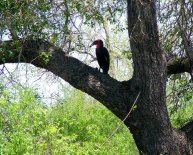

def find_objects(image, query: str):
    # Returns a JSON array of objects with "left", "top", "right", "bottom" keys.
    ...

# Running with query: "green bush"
[{"left": 0, "top": 86, "right": 138, "bottom": 154}]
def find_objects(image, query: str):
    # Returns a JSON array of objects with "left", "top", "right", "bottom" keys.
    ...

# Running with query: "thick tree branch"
[
  {"left": 0, "top": 39, "right": 191, "bottom": 117},
  {"left": 0, "top": 39, "right": 136, "bottom": 120},
  {"left": 167, "top": 56, "right": 191, "bottom": 75}
]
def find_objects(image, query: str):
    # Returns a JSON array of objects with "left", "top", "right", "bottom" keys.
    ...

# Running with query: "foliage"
[
  {"left": 0, "top": 0, "right": 52, "bottom": 39},
  {"left": 0, "top": 85, "right": 138, "bottom": 154},
  {"left": 170, "top": 102, "right": 193, "bottom": 128},
  {"left": 158, "top": 0, "right": 193, "bottom": 56},
  {"left": 158, "top": 0, "right": 193, "bottom": 128},
  {"left": 0, "top": 0, "right": 126, "bottom": 44},
  {"left": 167, "top": 74, "right": 193, "bottom": 128},
  {"left": 40, "top": 51, "right": 51, "bottom": 64},
  {"left": 0, "top": 0, "right": 131, "bottom": 80}
]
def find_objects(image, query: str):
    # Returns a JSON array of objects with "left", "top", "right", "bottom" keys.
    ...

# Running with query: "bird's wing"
[{"left": 103, "top": 47, "right": 110, "bottom": 66}]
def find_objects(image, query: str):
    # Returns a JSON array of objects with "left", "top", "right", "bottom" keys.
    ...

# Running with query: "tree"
[{"left": 0, "top": 0, "right": 193, "bottom": 154}]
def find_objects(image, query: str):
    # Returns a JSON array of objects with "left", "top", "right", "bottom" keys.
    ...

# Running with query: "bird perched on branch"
[{"left": 90, "top": 39, "right": 110, "bottom": 74}]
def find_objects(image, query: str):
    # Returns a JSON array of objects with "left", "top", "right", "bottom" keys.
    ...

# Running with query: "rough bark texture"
[
  {"left": 0, "top": 0, "right": 193, "bottom": 154},
  {"left": 127, "top": 0, "right": 192, "bottom": 154},
  {"left": 167, "top": 57, "right": 192, "bottom": 75}
]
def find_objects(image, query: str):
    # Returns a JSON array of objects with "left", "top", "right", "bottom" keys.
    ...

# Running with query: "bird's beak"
[{"left": 89, "top": 41, "right": 96, "bottom": 47}]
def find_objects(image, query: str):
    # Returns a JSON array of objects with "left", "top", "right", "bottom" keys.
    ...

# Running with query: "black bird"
[{"left": 90, "top": 39, "right": 110, "bottom": 74}]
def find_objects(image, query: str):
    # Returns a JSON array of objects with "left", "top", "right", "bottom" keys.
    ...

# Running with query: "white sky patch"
[{"left": 0, "top": 63, "right": 71, "bottom": 106}]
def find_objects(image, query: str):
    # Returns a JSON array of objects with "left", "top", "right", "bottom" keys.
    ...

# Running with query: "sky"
[{"left": 0, "top": 63, "right": 69, "bottom": 105}]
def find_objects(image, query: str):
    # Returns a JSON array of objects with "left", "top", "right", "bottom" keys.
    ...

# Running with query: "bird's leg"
[
  {"left": 99, "top": 67, "right": 101, "bottom": 72},
  {"left": 95, "top": 67, "right": 101, "bottom": 72}
]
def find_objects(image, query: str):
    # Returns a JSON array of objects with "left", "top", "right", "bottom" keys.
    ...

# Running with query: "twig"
[{"left": 99, "top": 91, "right": 141, "bottom": 147}]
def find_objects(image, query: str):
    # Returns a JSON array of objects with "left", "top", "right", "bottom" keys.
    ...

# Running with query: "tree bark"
[
  {"left": 127, "top": 0, "right": 192, "bottom": 154},
  {"left": 0, "top": 0, "right": 193, "bottom": 154},
  {"left": 167, "top": 56, "right": 192, "bottom": 75}
]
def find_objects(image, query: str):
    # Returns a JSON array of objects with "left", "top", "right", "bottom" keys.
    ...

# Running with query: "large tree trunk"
[
  {"left": 1, "top": 0, "right": 193, "bottom": 154},
  {"left": 126, "top": 0, "right": 192, "bottom": 154}
]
